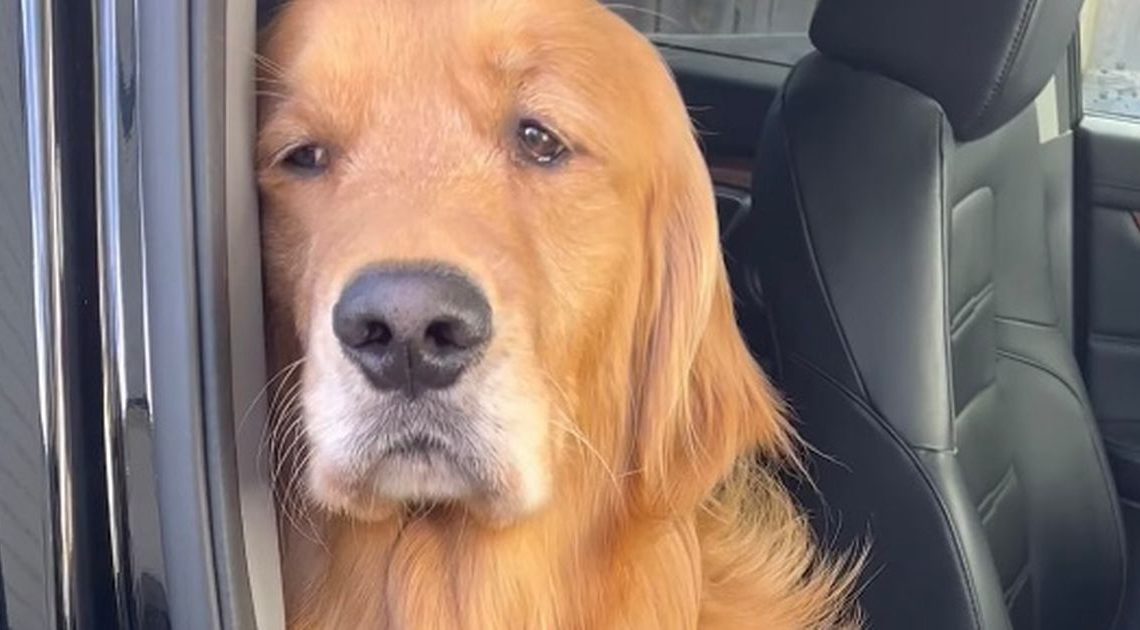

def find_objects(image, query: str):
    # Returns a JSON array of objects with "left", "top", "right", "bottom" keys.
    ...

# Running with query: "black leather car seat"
[{"left": 743, "top": 0, "right": 1127, "bottom": 628}]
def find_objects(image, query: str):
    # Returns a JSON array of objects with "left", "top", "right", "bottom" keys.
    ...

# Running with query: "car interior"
[
  {"left": 620, "top": 0, "right": 1140, "bottom": 627},
  {"left": 752, "top": 0, "right": 1127, "bottom": 627},
  {"left": 3, "top": 0, "right": 1140, "bottom": 628}
]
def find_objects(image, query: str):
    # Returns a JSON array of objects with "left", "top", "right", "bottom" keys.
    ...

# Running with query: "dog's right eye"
[
  {"left": 281, "top": 143, "right": 330, "bottom": 175},
  {"left": 517, "top": 120, "right": 568, "bottom": 166}
]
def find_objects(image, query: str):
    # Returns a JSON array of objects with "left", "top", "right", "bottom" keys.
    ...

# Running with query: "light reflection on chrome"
[
  {"left": 95, "top": 0, "right": 169, "bottom": 627},
  {"left": 20, "top": 0, "right": 71, "bottom": 626}
]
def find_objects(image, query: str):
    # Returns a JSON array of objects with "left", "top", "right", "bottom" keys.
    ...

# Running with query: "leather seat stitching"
[
  {"left": 994, "top": 349, "right": 1084, "bottom": 407},
  {"left": 954, "top": 378, "right": 998, "bottom": 424},
  {"left": 977, "top": 464, "right": 1015, "bottom": 525},
  {"left": 951, "top": 283, "right": 995, "bottom": 336},
  {"left": 994, "top": 315, "right": 1056, "bottom": 329},
  {"left": 964, "top": 0, "right": 1041, "bottom": 134},
  {"left": 1003, "top": 561, "right": 1031, "bottom": 603}
]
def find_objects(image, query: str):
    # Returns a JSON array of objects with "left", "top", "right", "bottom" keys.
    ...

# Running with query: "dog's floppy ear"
[{"left": 629, "top": 115, "right": 795, "bottom": 513}]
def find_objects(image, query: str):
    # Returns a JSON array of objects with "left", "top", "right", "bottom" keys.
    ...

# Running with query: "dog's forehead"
[
  {"left": 267, "top": 0, "right": 657, "bottom": 106},
  {"left": 260, "top": 0, "right": 684, "bottom": 172}
]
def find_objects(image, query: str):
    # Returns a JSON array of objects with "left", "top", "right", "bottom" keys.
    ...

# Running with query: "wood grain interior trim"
[{"left": 708, "top": 157, "right": 752, "bottom": 189}]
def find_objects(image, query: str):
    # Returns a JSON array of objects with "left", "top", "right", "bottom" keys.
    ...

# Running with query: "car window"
[
  {"left": 620, "top": 0, "right": 815, "bottom": 34},
  {"left": 1082, "top": 0, "right": 1140, "bottom": 119},
  {"left": 616, "top": 0, "right": 819, "bottom": 66}
]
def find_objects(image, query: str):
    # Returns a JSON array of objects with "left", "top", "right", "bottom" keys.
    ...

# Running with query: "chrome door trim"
[
  {"left": 137, "top": 0, "right": 225, "bottom": 625},
  {"left": 94, "top": 0, "right": 170, "bottom": 626},
  {"left": 19, "top": 0, "right": 72, "bottom": 627}
]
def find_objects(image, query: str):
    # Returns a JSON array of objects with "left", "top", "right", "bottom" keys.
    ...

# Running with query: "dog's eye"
[
  {"left": 517, "top": 120, "right": 567, "bottom": 165},
  {"left": 281, "top": 143, "right": 330, "bottom": 175}
]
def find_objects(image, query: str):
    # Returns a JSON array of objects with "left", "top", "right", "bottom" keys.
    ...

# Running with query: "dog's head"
[{"left": 258, "top": 0, "right": 788, "bottom": 527}]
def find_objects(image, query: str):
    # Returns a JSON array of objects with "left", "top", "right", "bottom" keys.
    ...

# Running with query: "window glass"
[
  {"left": 1, "top": 3, "right": 50, "bottom": 630},
  {"left": 1082, "top": 0, "right": 1140, "bottom": 119},
  {"left": 620, "top": 0, "right": 816, "bottom": 35},
  {"left": 616, "top": 0, "right": 819, "bottom": 65}
]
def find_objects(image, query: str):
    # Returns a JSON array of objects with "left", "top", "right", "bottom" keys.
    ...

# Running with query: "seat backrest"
[{"left": 744, "top": 0, "right": 1126, "bottom": 628}]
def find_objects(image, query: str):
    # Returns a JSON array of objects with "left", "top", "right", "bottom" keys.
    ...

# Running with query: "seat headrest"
[{"left": 810, "top": 0, "right": 1083, "bottom": 140}]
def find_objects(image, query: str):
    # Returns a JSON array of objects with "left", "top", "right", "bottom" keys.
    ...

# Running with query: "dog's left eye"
[
  {"left": 281, "top": 143, "right": 331, "bottom": 175},
  {"left": 517, "top": 120, "right": 567, "bottom": 165}
]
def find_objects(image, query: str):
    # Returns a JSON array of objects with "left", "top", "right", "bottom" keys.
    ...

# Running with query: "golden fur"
[{"left": 257, "top": 1, "right": 862, "bottom": 628}]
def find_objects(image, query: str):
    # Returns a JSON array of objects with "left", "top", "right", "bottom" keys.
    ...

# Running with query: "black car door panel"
[
  {"left": 1082, "top": 117, "right": 1140, "bottom": 462},
  {"left": 1078, "top": 111, "right": 1140, "bottom": 627}
]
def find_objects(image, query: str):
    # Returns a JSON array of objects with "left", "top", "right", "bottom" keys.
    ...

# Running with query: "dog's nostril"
[
  {"left": 335, "top": 316, "right": 393, "bottom": 349},
  {"left": 424, "top": 318, "right": 472, "bottom": 351},
  {"left": 425, "top": 320, "right": 454, "bottom": 349},
  {"left": 366, "top": 321, "right": 393, "bottom": 347}
]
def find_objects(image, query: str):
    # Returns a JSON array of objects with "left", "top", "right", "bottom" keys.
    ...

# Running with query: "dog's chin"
[
  {"left": 307, "top": 445, "right": 543, "bottom": 528},
  {"left": 299, "top": 331, "right": 558, "bottom": 527}
]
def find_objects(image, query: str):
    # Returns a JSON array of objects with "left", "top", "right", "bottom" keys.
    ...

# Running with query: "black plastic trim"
[{"left": 659, "top": 46, "right": 794, "bottom": 159}]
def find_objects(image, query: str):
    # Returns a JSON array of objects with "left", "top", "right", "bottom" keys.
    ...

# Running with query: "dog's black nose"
[{"left": 332, "top": 265, "right": 492, "bottom": 396}]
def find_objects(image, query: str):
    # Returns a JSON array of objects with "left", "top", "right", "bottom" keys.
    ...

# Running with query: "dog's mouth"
[
  {"left": 368, "top": 427, "right": 481, "bottom": 485},
  {"left": 302, "top": 393, "right": 502, "bottom": 520},
  {"left": 301, "top": 370, "right": 553, "bottom": 526},
  {"left": 383, "top": 433, "right": 452, "bottom": 460}
]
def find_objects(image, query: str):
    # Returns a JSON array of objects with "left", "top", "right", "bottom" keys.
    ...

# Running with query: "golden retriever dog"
[{"left": 257, "top": 1, "right": 860, "bottom": 628}]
